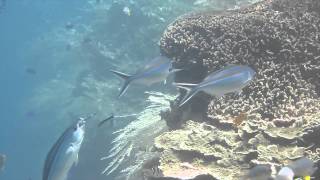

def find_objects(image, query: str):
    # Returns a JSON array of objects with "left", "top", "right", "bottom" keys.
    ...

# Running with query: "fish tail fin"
[
  {"left": 174, "top": 83, "right": 199, "bottom": 107},
  {"left": 110, "top": 70, "right": 132, "bottom": 97}
]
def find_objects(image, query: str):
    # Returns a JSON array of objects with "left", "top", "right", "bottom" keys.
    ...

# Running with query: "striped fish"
[
  {"left": 110, "top": 55, "right": 181, "bottom": 97},
  {"left": 43, "top": 118, "right": 86, "bottom": 180},
  {"left": 175, "top": 65, "right": 256, "bottom": 107}
]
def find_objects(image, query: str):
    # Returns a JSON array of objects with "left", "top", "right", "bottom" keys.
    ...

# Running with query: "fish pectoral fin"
[
  {"left": 110, "top": 70, "right": 131, "bottom": 80},
  {"left": 173, "top": 83, "right": 199, "bottom": 107},
  {"left": 173, "top": 83, "right": 197, "bottom": 91},
  {"left": 74, "top": 154, "right": 79, "bottom": 166},
  {"left": 66, "top": 145, "right": 75, "bottom": 154}
]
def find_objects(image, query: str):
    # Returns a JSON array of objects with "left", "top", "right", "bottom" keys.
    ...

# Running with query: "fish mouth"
[{"left": 77, "top": 118, "right": 86, "bottom": 128}]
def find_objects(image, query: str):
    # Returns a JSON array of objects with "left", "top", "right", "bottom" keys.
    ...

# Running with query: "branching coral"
[{"left": 101, "top": 92, "right": 176, "bottom": 179}]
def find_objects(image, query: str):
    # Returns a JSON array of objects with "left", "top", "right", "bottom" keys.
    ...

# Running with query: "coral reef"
[
  {"left": 101, "top": 92, "right": 176, "bottom": 180},
  {"left": 23, "top": 1, "right": 255, "bottom": 180},
  {"left": 155, "top": 114, "right": 320, "bottom": 179},
  {"left": 161, "top": 0, "right": 320, "bottom": 124},
  {"left": 156, "top": 0, "right": 320, "bottom": 179}
]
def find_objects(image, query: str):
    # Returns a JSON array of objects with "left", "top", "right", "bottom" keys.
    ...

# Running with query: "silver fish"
[
  {"left": 275, "top": 167, "right": 294, "bottom": 180},
  {"left": 288, "top": 157, "right": 317, "bottom": 177},
  {"left": 241, "top": 165, "right": 272, "bottom": 180},
  {"left": 110, "top": 55, "right": 180, "bottom": 97},
  {"left": 175, "top": 65, "right": 255, "bottom": 107},
  {"left": 276, "top": 157, "right": 317, "bottom": 180},
  {"left": 43, "top": 118, "right": 86, "bottom": 180},
  {"left": 288, "top": 157, "right": 317, "bottom": 176},
  {"left": 0, "top": 154, "right": 6, "bottom": 171}
]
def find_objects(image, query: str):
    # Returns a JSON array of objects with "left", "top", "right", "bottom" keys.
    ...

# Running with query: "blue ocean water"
[{"left": 0, "top": 1, "right": 90, "bottom": 179}]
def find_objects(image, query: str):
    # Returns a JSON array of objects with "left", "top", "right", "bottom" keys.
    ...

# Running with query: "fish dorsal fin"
[
  {"left": 203, "top": 65, "right": 245, "bottom": 82},
  {"left": 140, "top": 56, "right": 171, "bottom": 72}
]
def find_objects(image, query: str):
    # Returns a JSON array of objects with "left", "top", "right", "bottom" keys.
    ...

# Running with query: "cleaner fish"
[
  {"left": 43, "top": 118, "right": 86, "bottom": 180},
  {"left": 175, "top": 65, "right": 255, "bottom": 107},
  {"left": 110, "top": 55, "right": 180, "bottom": 97}
]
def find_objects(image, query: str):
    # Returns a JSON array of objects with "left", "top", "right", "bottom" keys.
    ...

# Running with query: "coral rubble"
[{"left": 155, "top": 0, "right": 320, "bottom": 179}]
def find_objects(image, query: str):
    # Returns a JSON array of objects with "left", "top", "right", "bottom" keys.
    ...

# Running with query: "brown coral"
[
  {"left": 156, "top": 0, "right": 320, "bottom": 179},
  {"left": 161, "top": 0, "right": 320, "bottom": 133},
  {"left": 160, "top": 0, "right": 320, "bottom": 133}
]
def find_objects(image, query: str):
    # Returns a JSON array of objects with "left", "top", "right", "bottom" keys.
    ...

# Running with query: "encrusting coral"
[
  {"left": 155, "top": 112, "right": 320, "bottom": 179},
  {"left": 153, "top": 0, "right": 320, "bottom": 179},
  {"left": 161, "top": 0, "right": 320, "bottom": 124}
]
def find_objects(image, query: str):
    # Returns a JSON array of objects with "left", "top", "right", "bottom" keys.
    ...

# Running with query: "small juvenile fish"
[
  {"left": 64, "top": 22, "right": 74, "bottom": 30},
  {"left": 25, "top": 67, "right": 37, "bottom": 75},
  {"left": 0, "top": 154, "right": 6, "bottom": 171},
  {"left": 110, "top": 56, "right": 181, "bottom": 97},
  {"left": 98, "top": 114, "right": 114, "bottom": 127},
  {"left": 175, "top": 65, "right": 255, "bottom": 107},
  {"left": 25, "top": 111, "right": 36, "bottom": 118},
  {"left": 98, "top": 113, "right": 138, "bottom": 127},
  {"left": 43, "top": 118, "right": 86, "bottom": 180},
  {"left": 123, "top": 6, "right": 131, "bottom": 16},
  {"left": 241, "top": 165, "right": 272, "bottom": 180}
]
